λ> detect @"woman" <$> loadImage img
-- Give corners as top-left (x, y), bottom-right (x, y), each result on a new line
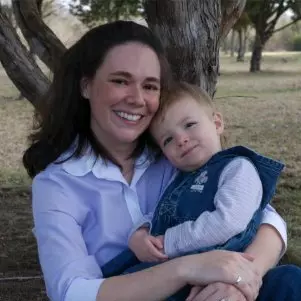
top-left (23, 21), bottom-right (301, 301)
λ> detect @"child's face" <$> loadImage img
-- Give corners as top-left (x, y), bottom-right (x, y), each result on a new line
top-left (150, 96), bottom-right (224, 171)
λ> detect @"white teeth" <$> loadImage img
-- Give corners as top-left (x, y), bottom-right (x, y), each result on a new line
top-left (115, 111), bottom-right (142, 121)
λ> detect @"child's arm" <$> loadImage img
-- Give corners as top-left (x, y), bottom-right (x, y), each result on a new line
top-left (164, 158), bottom-right (263, 258)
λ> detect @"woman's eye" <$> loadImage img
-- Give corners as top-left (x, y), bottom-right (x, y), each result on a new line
top-left (144, 84), bottom-right (159, 91)
top-left (163, 137), bottom-right (173, 147)
top-left (111, 79), bottom-right (128, 85)
top-left (185, 122), bottom-right (197, 128)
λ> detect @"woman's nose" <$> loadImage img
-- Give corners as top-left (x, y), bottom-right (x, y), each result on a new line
top-left (126, 85), bottom-right (145, 106)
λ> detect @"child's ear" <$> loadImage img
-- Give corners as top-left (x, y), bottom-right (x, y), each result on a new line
top-left (213, 112), bottom-right (224, 135)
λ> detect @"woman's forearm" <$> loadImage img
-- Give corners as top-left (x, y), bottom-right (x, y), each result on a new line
top-left (97, 258), bottom-right (186, 301)
top-left (245, 224), bottom-right (283, 276)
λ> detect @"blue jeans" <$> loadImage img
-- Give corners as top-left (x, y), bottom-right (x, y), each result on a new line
top-left (257, 264), bottom-right (301, 301)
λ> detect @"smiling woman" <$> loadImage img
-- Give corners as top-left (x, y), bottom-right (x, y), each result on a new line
top-left (21, 20), bottom-right (301, 301)
top-left (81, 42), bottom-right (161, 165)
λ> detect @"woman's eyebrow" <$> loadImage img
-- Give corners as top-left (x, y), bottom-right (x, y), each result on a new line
top-left (109, 71), bottom-right (132, 77)
top-left (110, 71), bottom-right (160, 83)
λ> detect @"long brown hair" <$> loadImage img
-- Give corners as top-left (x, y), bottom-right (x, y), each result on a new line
top-left (23, 21), bottom-right (172, 178)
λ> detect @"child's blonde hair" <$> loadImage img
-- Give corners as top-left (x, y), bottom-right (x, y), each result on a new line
top-left (153, 81), bottom-right (227, 148)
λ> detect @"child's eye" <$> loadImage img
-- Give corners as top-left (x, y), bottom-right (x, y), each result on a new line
top-left (163, 136), bottom-right (173, 147)
top-left (185, 122), bottom-right (197, 128)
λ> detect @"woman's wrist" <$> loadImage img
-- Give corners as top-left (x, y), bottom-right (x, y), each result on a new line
top-left (170, 256), bottom-right (192, 285)
top-left (245, 224), bottom-right (283, 277)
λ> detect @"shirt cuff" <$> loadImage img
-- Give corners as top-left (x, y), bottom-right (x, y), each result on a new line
top-left (164, 225), bottom-right (181, 258)
top-left (65, 278), bottom-right (105, 301)
top-left (261, 206), bottom-right (287, 258)
top-left (127, 215), bottom-right (153, 243)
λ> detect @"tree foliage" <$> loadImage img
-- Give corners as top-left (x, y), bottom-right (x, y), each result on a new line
top-left (70, 0), bottom-right (143, 26)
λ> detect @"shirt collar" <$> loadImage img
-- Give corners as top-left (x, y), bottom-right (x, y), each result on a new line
top-left (61, 146), bottom-right (152, 179)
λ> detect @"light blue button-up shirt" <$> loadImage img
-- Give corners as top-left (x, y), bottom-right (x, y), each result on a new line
top-left (32, 148), bottom-right (287, 301)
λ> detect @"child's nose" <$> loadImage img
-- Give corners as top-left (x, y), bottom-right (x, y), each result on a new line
top-left (177, 135), bottom-right (189, 147)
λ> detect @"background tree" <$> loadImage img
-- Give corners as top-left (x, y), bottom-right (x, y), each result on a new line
top-left (70, 0), bottom-right (143, 27)
top-left (246, 0), bottom-right (301, 72)
top-left (233, 11), bottom-right (251, 62)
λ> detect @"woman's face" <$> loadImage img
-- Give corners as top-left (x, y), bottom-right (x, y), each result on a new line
top-left (83, 42), bottom-right (161, 151)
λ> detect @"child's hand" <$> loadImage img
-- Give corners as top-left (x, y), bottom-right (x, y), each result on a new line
top-left (156, 235), bottom-right (165, 248)
top-left (129, 228), bottom-right (168, 262)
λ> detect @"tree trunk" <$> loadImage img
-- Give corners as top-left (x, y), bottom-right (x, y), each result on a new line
top-left (144, 0), bottom-right (222, 97)
top-left (12, 0), bottom-right (66, 72)
top-left (144, 0), bottom-right (246, 97)
top-left (236, 28), bottom-right (244, 61)
top-left (230, 29), bottom-right (235, 57)
top-left (243, 27), bottom-right (248, 56)
top-left (0, 8), bottom-right (50, 109)
top-left (250, 32), bottom-right (263, 72)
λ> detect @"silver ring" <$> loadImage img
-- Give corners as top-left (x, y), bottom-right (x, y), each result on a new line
top-left (235, 275), bottom-right (242, 284)
top-left (219, 298), bottom-right (229, 301)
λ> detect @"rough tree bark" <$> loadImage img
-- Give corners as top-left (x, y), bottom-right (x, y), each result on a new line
top-left (12, 0), bottom-right (66, 72)
top-left (0, 7), bottom-right (49, 109)
top-left (144, 0), bottom-right (246, 97)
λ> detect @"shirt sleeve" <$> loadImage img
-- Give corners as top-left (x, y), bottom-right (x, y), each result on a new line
top-left (260, 204), bottom-right (287, 257)
top-left (32, 173), bottom-right (104, 301)
top-left (127, 213), bottom-right (154, 242)
top-left (164, 158), bottom-right (263, 258)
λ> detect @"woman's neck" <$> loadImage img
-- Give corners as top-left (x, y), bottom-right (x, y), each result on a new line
top-left (109, 144), bottom-right (137, 184)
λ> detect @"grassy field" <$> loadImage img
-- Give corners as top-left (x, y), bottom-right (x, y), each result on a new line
top-left (0, 52), bottom-right (300, 300)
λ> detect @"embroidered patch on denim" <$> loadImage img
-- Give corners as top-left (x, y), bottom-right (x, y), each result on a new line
top-left (190, 170), bottom-right (208, 193)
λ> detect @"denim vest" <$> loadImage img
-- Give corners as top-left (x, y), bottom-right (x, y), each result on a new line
top-left (101, 146), bottom-right (284, 278)
top-left (150, 146), bottom-right (285, 253)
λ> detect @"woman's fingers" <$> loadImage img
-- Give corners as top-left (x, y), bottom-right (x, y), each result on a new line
top-left (189, 284), bottom-right (217, 301)
top-left (240, 252), bottom-right (255, 262)
top-left (191, 283), bottom-right (247, 301)
top-left (183, 250), bottom-right (262, 292)
top-left (186, 286), bottom-right (203, 301)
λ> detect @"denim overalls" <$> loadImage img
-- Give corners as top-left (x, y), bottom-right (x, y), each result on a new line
top-left (102, 146), bottom-right (284, 280)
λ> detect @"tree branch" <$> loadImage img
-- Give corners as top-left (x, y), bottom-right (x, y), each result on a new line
top-left (0, 7), bottom-right (50, 109)
top-left (220, 0), bottom-right (247, 39)
top-left (273, 17), bottom-right (301, 33)
top-left (12, 0), bottom-right (66, 72)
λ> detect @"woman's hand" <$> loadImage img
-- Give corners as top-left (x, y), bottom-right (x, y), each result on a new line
top-left (187, 283), bottom-right (247, 301)
top-left (178, 250), bottom-right (261, 301)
